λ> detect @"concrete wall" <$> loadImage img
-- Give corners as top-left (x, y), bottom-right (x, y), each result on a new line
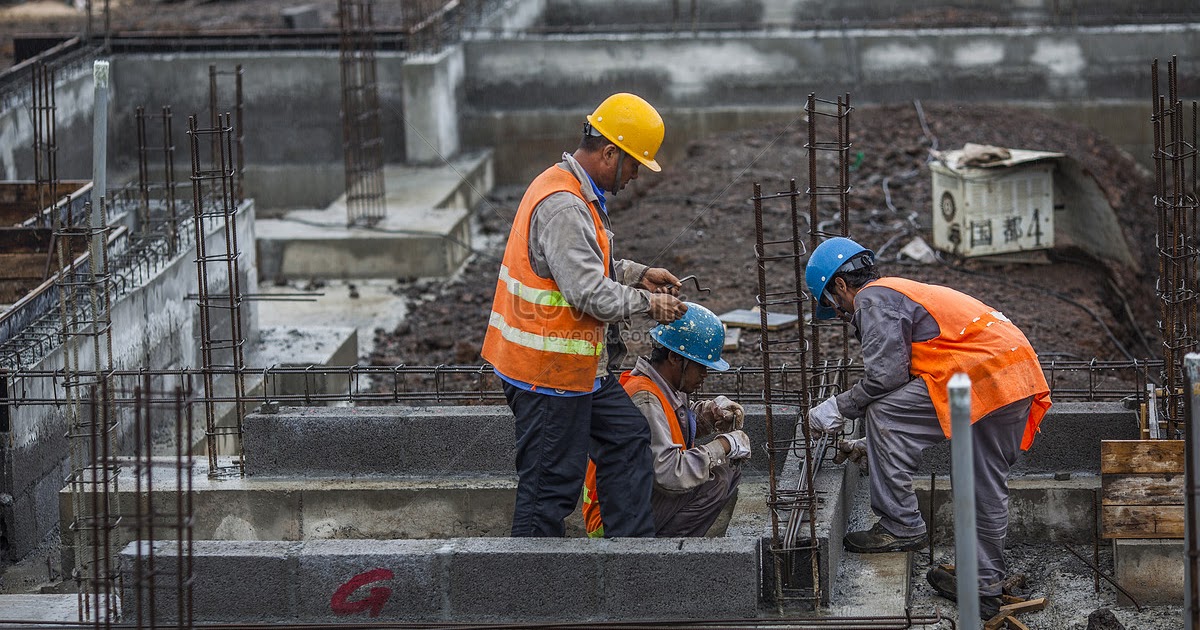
top-left (242, 403), bottom-right (793, 478)
top-left (122, 537), bottom-right (760, 623)
top-left (0, 55), bottom-right (100, 182)
top-left (0, 201), bottom-right (258, 560)
top-left (401, 47), bottom-right (463, 164)
top-left (461, 25), bottom-right (1198, 184)
top-left (539, 0), bottom-right (1199, 29)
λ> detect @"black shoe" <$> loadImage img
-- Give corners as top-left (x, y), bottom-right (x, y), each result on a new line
top-left (927, 565), bottom-right (1007, 621)
top-left (843, 521), bottom-right (926, 553)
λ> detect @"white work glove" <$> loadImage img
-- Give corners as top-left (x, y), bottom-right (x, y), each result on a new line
top-left (708, 395), bottom-right (745, 432)
top-left (720, 430), bottom-right (752, 460)
top-left (807, 396), bottom-right (844, 435)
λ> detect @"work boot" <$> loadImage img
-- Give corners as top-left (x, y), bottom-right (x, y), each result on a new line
top-left (926, 565), bottom-right (1008, 621)
top-left (843, 521), bottom-right (926, 553)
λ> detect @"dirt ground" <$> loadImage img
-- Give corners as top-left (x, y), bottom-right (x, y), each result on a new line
top-left (374, 102), bottom-right (1161, 380)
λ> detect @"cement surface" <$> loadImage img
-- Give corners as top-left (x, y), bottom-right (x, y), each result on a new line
top-left (830, 469), bottom-right (911, 616)
top-left (256, 280), bottom-right (405, 361)
top-left (0, 594), bottom-right (78, 626)
top-left (1113, 539), bottom-right (1185, 606)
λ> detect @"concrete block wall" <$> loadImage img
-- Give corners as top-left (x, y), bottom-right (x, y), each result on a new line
top-left (916, 401), bottom-right (1139, 475)
top-left (242, 403), bottom-right (793, 478)
top-left (122, 537), bottom-right (760, 623)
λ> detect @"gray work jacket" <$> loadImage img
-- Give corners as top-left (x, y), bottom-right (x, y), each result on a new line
top-left (834, 280), bottom-right (940, 419)
top-left (527, 153), bottom-right (652, 375)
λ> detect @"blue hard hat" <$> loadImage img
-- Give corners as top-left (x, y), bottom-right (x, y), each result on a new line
top-left (650, 302), bottom-right (730, 371)
top-left (804, 237), bottom-right (875, 320)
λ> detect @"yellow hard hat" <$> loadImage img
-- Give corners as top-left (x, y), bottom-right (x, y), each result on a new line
top-left (586, 93), bottom-right (664, 172)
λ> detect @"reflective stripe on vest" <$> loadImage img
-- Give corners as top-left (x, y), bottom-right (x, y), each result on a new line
top-left (871, 277), bottom-right (1052, 450)
top-left (583, 372), bottom-right (682, 538)
top-left (480, 164), bottom-right (611, 391)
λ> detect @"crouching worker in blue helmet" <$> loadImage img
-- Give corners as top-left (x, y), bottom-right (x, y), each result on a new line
top-left (803, 236), bottom-right (1052, 621)
top-left (581, 303), bottom-right (750, 538)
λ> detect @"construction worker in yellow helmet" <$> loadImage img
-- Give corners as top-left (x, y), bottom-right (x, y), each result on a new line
top-left (481, 92), bottom-right (687, 537)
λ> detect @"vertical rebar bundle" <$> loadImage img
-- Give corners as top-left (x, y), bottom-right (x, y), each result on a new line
top-left (338, 0), bottom-right (387, 226)
top-left (807, 93), bottom-right (854, 366)
top-left (1151, 56), bottom-right (1199, 439)
top-left (136, 105), bottom-right (182, 256)
top-left (31, 61), bottom-right (58, 223)
top-left (187, 113), bottom-right (248, 477)
top-left (754, 93), bottom-right (855, 609)
top-left (128, 377), bottom-right (196, 629)
top-left (55, 195), bottom-right (119, 623)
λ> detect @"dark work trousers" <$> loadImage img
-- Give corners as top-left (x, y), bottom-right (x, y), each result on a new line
top-left (863, 378), bottom-right (1031, 596)
top-left (653, 463), bottom-right (742, 537)
top-left (505, 375), bottom-right (655, 537)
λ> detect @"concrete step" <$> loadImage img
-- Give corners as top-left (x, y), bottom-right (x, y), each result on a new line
top-left (251, 325), bottom-right (358, 398)
top-left (255, 150), bottom-right (493, 281)
top-left (0, 595), bottom-right (78, 627)
top-left (829, 474), bottom-right (911, 615)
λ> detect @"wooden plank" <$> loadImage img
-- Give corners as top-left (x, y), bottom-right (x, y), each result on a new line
top-left (999, 597), bottom-right (1046, 615)
top-left (1102, 505), bottom-right (1184, 539)
top-left (1100, 440), bottom-right (1184, 474)
top-left (718, 308), bottom-right (799, 331)
top-left (0, 253), bottom-right (50, 279)
top-left (1006, 617), bottom-right (1032, 630)
top-left (1103, 473), bottom-right (1185, 506)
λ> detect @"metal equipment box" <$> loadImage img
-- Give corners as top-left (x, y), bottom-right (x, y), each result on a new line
top-left (930, 149), bottom-right (1061, 257)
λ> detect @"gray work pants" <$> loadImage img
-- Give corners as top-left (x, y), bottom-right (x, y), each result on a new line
top-left (652, 464), bottom-right (742, 537)
top-left (863, 378), bottom-right (1030, 596)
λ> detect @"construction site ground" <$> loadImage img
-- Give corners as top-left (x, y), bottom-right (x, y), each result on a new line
top-left (375, 102), bottom-right (1160, 375)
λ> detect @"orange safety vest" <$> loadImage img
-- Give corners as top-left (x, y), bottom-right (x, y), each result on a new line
top-left (871, 277), bottom-right (1052, 450)
top-left (480, 165), bottom-right (612, 392)
top-left (582, 372), bottom-right (684, 538)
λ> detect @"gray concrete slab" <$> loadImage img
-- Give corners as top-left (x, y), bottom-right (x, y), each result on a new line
top-left (120, 537), bottom-right (761, 623)
top-left (252, 325), bottom-right (358, 398)
top-left (255, 152), bottom-right (492, 282)
top-left (0, 594), bottom-right (79, 626)
top-left (1113, 539), bottom-right (1185, 606)
top-left (242, 403), bottom-right (786, 478)
top-left (917, 474), bottom-right (1100, 544)
top-left (255, 279), bottom-right (406, 361)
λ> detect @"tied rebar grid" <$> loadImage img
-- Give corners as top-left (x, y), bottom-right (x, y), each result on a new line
top-left (0, 360), bottom-right (1156, 407)
top-left (208, 65), bottom-right (245, 205)
top-left (53, 194), bottom-right (121, 624)
top-left (136, 106), bottom-right (181, 257)
top-left (128, 377), bottom-right (196, 630)
top-left (187, 113), bottom-right (248, 477)
top-left (753, 178), bottom-right (820, 608)
top-left (31, 61), bottom-right (59, 221)
top-left (1152, 56), bottom-right (1199, 440)
top-left (338, 0), bottom-right (387, 226)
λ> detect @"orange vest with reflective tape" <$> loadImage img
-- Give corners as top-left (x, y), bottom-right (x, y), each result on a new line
top-left (582, 372), bottom-right (681, 537)
top-left (871, 277), bottom-right (1051, 450)
top-left (480, 165), bottom-right (612, 392)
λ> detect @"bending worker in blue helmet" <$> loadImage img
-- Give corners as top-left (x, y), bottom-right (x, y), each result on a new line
top-left (582, 303), bottom-right (751, 537)
top-left (803, 236), bottom-right (1052, 619)
top-left (481, 93), bottom-right (690, 538)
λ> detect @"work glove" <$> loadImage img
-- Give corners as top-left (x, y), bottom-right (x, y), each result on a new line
top-left (701, 395), bottom-right (745, 433)
top-left (833, 437), bottom-right (868, 472)
top-left (720, 430), bottom-right (752, 460)
top-left (807, 396), bottom-right (844, 436)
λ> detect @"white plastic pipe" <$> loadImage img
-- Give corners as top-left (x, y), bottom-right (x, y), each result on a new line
top-left (949, 372), bottom-right (980, 628)
top-left (89, 59), bottom-right (109, 277)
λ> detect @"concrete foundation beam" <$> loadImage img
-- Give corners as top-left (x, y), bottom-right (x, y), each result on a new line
top-left (916, 402), bottom-right (1138, 475)
top-left (917, 475), bottom-right (1100, 544)
top-left (121, 537), bottom-right (760, 623)
top-left (1113, 539), bottom-right (1185, 606)
top-left (242, 403), bottom-right (793, 478)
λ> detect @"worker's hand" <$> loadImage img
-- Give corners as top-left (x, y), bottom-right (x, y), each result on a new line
top-left (706, 395), bottom-right (744, 432)
top-left (806, 396), bottom-right (844, 436)
top-left (833, 437), bottom-right (868, 472)
top-left (719, 430), bottom-right (752, 460)
top-left (647, 293), bottom-right (688, 324)
top-left (640, 267), bottom-right (682, 295)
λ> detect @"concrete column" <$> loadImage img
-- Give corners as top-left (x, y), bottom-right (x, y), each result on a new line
top-left (402, 46), bottom-right (463, 164)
